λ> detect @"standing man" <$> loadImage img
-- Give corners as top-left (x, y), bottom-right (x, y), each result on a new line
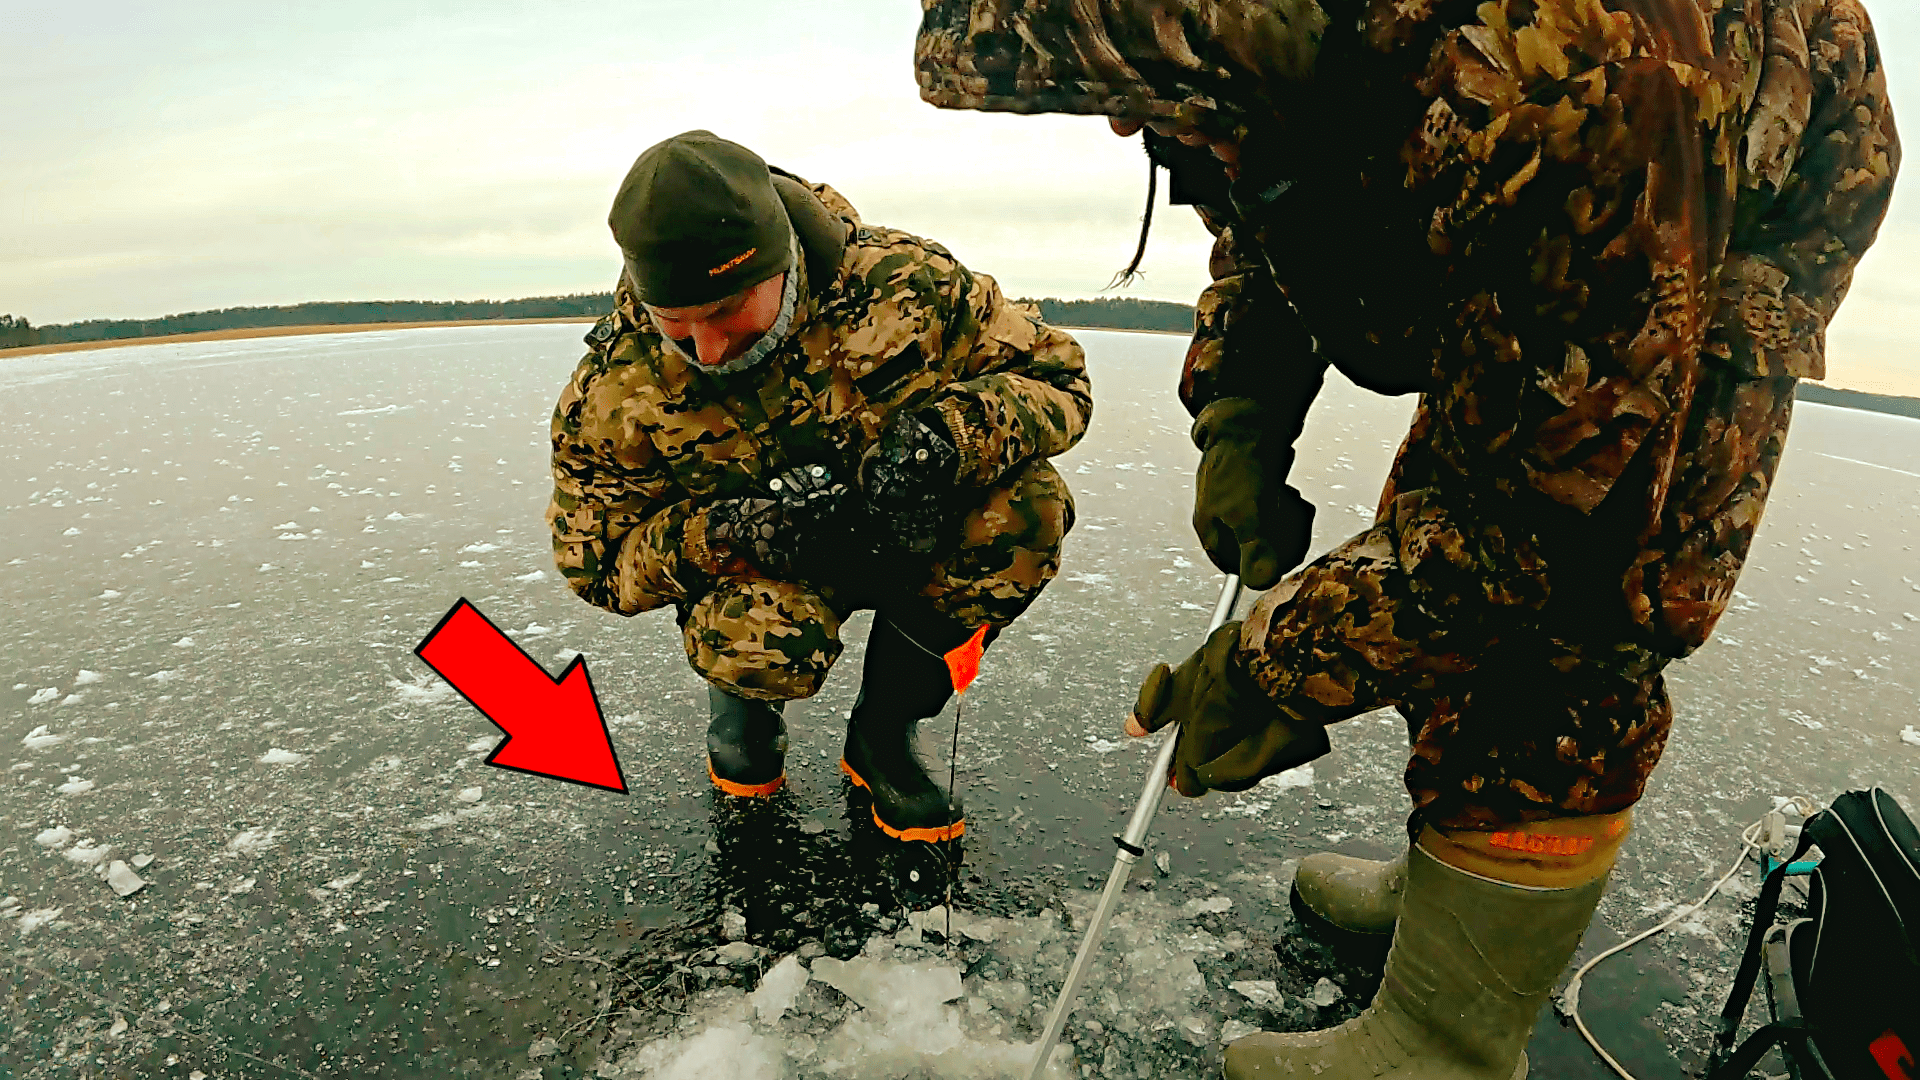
top-left (915, 2), bottom-right (1896, 1077)
top-left (548, 131), bottom-right (1091, 846)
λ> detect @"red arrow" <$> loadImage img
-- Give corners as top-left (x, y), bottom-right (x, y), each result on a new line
top-left (414, 599), bottom-right (627, 793)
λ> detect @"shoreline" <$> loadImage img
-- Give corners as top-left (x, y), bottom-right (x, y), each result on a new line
top-left (0, 316), bottom-right (600, 358)
top-left (0, 319), bottom-right (1190, 360)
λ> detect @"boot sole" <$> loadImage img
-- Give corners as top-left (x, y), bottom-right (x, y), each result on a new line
top-left (708, 760), bottom-right (785, 798)
top-left (839, 758), bottom-right (965, 843)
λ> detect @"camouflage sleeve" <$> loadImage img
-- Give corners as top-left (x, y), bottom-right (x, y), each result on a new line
top-left (928, 261), bottom-right (1094, 487)
top-left (1179, 210), bottom-right (1328, 439)
top-left (1705, 0), bottom-right (1898, 381)
top-left (546, 348), bottom-right (709, 615)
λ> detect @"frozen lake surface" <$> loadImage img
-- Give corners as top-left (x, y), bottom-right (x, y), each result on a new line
top-left (3, 324), bottom-right (1917, 1078)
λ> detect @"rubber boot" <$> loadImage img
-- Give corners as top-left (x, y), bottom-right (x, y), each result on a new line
top-left (1223, 842), bottom-right (1610, 1080)
top-left (839, 613), bottom-right (978, 843)
top-left (706, 686), bottom-right (788, 797)
top-left (1292, 849), bottom-right (1408, 935)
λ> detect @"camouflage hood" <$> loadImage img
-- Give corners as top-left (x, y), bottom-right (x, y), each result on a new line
top-left (914, 0), bottom-right (1328, 132)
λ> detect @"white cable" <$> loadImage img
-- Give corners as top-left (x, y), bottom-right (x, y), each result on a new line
top-left (1562, 796), bottom-right (1821, 1080)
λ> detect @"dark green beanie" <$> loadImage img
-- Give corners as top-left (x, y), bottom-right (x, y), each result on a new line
top-left (609, 131), bottom-right (793, 309)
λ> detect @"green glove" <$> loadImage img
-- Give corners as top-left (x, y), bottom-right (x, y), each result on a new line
top-left (1191, 397), bottom-right (1315, 591)
top-left (1130, 622), bottom-right (1330, 797)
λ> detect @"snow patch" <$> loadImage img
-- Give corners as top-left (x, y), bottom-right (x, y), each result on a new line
top-left (259, 748), bottom-right (305, 765)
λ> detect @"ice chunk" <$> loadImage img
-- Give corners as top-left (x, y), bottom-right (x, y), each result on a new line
top-left (172, 636), bottom-right (194, 647)
top-left (258, 563), bottom-right (277, 572)
top-left (749, 955), bottom-right (809, 1023)
top-left (1184, 895), bottom-right (1233, 915)
top-left (144, 670), bottom-right (176, 683)
top-left (459, 560), bottom-right (483, 568)
top-left (132, 854), bottom-right (154, 869)
top-left (57, 776), bottom-right (95, 795)
top-left (385, 511), bottom-right (406, 520)
top-left (387, 674), bottom-right (456, 706)
top-left (466, 736), bottom-right (497, 752)
top-left (274, 521), bottom-right (300, 530)
top-left (1122, 943), bottom-right (1206, 1013)
top-left (64, 842), bottom-right (113, 866)
top-left (226, 827), bottom-right (280, 855)
top-left (105, 861), bottom-right (147, 897)
top-left (456, 786), bottom-right (484, 804)
top-left (63, 527), bottom-right (81, 536)
top-left (259, 748), bottom-right (305, 765)
top-left (1230, 980), bottom-right (1282, 1007)
top-left (528, 1036), bottom-right (561, 1059)
top-left (1901, 726), bottom-right (1920, 747)
top-left (1156, 851), bottom-right (1172, 876)
top-left (22, 723), bottom-right (64, 746)
top-left (517, 623), bottom-right (551, 637)
top-left (17, 908), bottom-right (62, 936)
top-left (74, 670), bottom-right (104, 685)
top-left (1222, 1019), bottom-right (1263, 1043)
top-left (514, 570), bottom-right (546, 582)
top-left (613, 1022), bottom-right (784, 1080)
top-left (27, 689), bottom-right (59, 706)
top-left (811, 955), bottom-right (963, 1014)
top-left (461, 542), bottom-right (500, 553)
top-left (1310, 977), bottom-right (1344, 1007)
top-left (34, 826), bottom-right (74, 848)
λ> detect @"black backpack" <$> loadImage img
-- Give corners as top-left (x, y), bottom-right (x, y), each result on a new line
top-left (1708, 787), bottom-right (1920, 1080)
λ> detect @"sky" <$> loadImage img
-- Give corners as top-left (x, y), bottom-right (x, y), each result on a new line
top-left (3, 1), bottom-right (1917, 393)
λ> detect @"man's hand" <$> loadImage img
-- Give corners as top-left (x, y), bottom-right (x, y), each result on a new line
top-left (1191, 398), bottom-right (1315, 591)
top-left (1127, 622), bottom-right (1329, 797)
top-left (860, 409), bottom-right (961, 554)
top-left (702, 464), bottom-right (853, 577)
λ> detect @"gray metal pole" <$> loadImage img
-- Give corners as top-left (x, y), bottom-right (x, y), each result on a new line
top-left (1024, 573), bottom-right (1243, 1080)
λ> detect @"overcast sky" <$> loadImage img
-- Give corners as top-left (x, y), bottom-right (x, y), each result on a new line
top-left (4, 1), bottom-right (1916, 393)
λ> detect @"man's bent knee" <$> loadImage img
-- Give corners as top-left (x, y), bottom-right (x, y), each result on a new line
top-left (683, 578), bottom-right (842, 703)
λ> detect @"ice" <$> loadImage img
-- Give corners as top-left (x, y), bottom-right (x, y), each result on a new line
top-left (1309, 977), bottom-right (1344, 1007)
top-left (388, 673), bottom-right (457, 706)
top-left (1123, 943), bottom-right (1206, 1014)
top-left (456, 786), bottom-right (484, 803)
top-left (64, 842), bottom-right (113, 866)
top-left (145, 670), bottom-right (176, 683)
top-left (74, 670), bottom-right (104, 685)
top-left (529, 1036), bottom-right (561, 1059)
top-left (466, 736), bottom-right (497, 752)
top-left (1257, 764), bottom-right (1315, 790)
top-left (34, 826), bottom-right (74, 848)
top-left (514, 569), bottom-right (547, 582)
top-left (1183, 895), bottom-right (1233, 915)
top-left (172, 636), bottom-right (194, 647)
top-left (56, 776), bottom-right (95, 795)
top-left (132, 854), bottom-right (154, 869)
top-left (386, 511), bottom-right (406, 520)
top-left (1902, 726), bottom-right (1920, 747)
top-left (27, 688), bottom-right (59, 706)
top-left (105, 861), bottom-right (148, 897)
top-left (17, 908), bottom-right (62, 936)
top-left (258, 563), bottom-right (277, 572)
top-left (62, 527), bottom-right (80, 536)
top-left (1229, 980), bottom-right (1282, 1007)
top-left (613, 1022), bottom-right (785, 1080)
top-left (1221, 1019), bottom-right (1263, 1044)
top-left (1085, 736), bottom-right (1128, 754)
top-left (517, 622), bottom-right (551, 637)
top-left (1156, 851), bottom-right (1172, 875)
top-left (460, 560), bottom-right (483, 568)
top-left (259, 748), bottom-right (305, 765)
top-left (749, 955), bottom-right (809, 1023)
top-left (226, 827), bottom-right (281, 855)
top-left (461, 542), bottom-right (501, 553)
top-left (22, 723), bottom-right (65, 747)
top-left (274, 521), bottom-right (300, 529)
top-left (59, 694), bottom-right (83, 706)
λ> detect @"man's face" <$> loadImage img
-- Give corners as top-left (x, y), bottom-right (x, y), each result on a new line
top-left (644, 271), bottom-right (787, 367)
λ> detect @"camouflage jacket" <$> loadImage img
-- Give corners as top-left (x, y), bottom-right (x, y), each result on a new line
top-left (917, 0), bottom-right (1898, 657)
top-left (548, 172), bottom-right (1091, 616)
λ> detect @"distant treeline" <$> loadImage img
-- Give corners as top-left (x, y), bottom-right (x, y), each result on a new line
top-left (0, 294), bottom-right (1197, 350)
top-left (1793, 382), bottom-right (1920, 420)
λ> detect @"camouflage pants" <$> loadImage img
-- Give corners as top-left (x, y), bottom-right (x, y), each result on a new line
top-left (1240, 374), bottom-right (1797, 831)
top-left (681, 458), bottom-right (1073, 701)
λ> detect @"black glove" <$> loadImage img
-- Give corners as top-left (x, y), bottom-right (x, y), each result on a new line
top-left (860, 409), bottom-right (962, 555)
top-left (1191, 397), bottom-right (1315, 591)
top-left (1130, 622), bottom-right (1329, 797)
top-left (704, 464), bottom-right (853, 577)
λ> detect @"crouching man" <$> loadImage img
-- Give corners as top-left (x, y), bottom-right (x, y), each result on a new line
top-left (548, 130), bottom-right (1091, 845)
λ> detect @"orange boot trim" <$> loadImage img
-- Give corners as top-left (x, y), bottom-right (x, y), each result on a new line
top-left (709, 760), bottom-right (784, 798)
top-left (839, 758), bottom-right (966, 843)
top-left (1418, 808), bottom-right (1633, 889)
